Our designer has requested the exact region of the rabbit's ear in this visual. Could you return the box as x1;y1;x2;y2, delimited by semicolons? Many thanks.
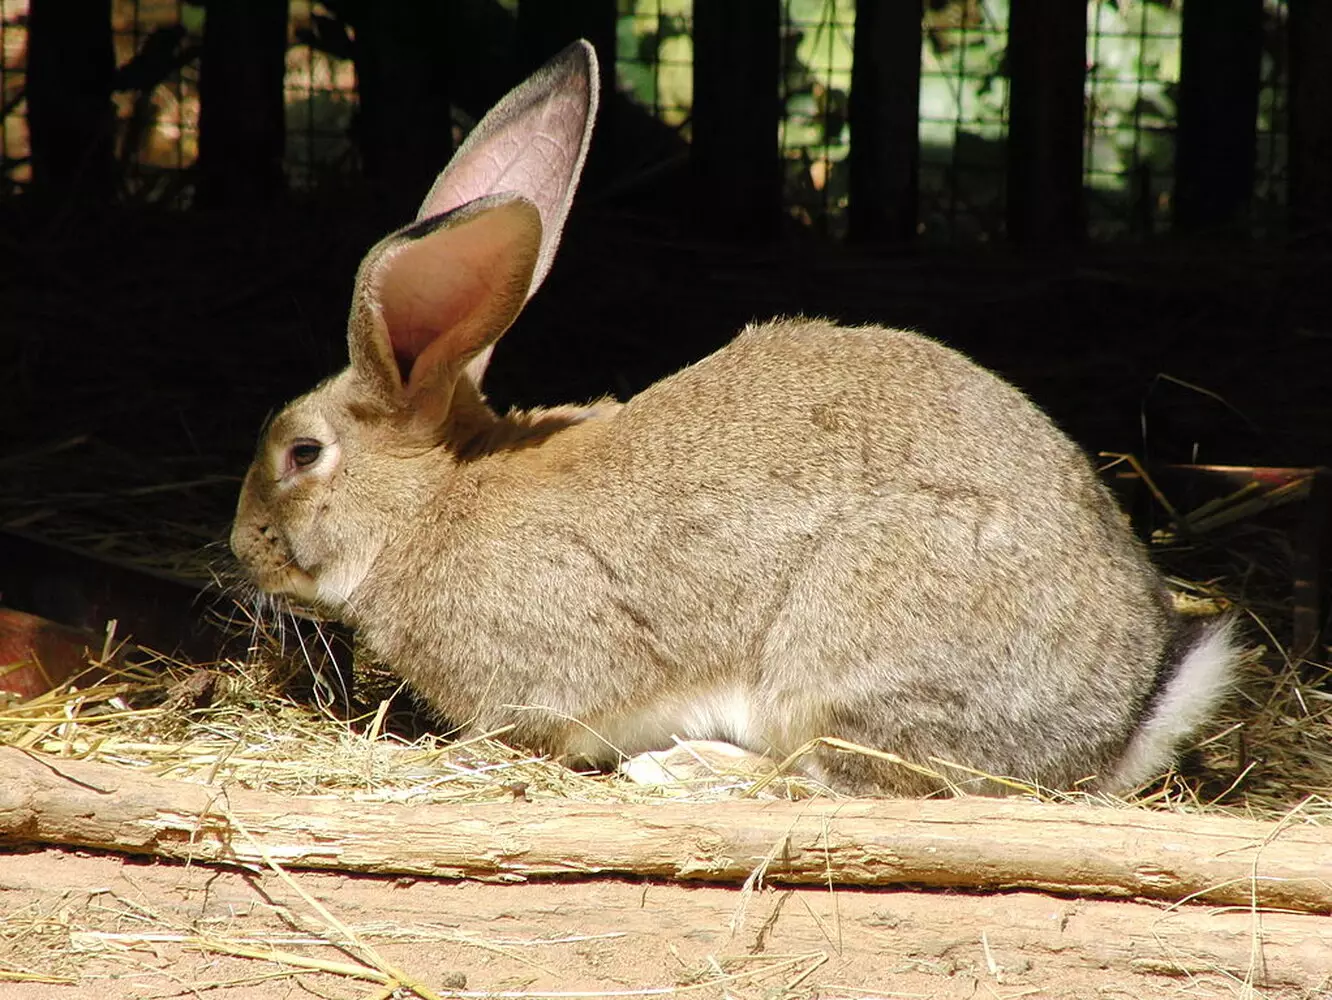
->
416;39;598;386
347;194;542;420
419;39;596;294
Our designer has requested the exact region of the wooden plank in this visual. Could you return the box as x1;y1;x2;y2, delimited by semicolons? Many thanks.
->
691;1;781;240
1005;0;1086;245
517;0;615;76
1174;0;1264;234
516;0;616;183
848;0;923;245
355;0;453;214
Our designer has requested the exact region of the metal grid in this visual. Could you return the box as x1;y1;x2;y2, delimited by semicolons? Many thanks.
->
0;0;28;194
918;0;1010;244
0;0;356;202
615;0;692;131
285;0;356;192
1084;0;1182;239
0;0;1297;242
1085;0;1290;240
780;0;854;238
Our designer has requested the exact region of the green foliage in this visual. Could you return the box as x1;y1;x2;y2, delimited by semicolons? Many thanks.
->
616;0;692;128
1085;0;1182;196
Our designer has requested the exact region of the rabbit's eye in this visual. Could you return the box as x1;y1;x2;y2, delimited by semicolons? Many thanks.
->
288;440;323;469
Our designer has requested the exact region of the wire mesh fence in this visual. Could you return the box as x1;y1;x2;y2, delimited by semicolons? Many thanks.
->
285;0;355;193
0;0;1294;242
0;0;31;195
918;0;1008;243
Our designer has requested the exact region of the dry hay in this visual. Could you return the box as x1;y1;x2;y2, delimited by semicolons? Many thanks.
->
2;442;1330;998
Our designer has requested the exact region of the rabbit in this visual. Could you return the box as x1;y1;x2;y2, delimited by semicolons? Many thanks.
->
231;40;1239;796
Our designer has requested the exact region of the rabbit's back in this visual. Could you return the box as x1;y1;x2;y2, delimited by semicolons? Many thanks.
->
608;319;1173;789
360;319;1180;793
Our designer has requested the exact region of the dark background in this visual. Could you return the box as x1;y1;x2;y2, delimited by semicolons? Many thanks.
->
2;0;1330;578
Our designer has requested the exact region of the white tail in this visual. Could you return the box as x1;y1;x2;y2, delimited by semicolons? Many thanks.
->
1106;618;1242;791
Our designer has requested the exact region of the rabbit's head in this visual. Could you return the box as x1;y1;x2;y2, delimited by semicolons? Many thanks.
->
231;42;599;612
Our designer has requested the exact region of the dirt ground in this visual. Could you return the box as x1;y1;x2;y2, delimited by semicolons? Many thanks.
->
2;844;1329;999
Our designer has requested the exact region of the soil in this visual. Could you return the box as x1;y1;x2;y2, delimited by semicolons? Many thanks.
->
2;845;1328;1000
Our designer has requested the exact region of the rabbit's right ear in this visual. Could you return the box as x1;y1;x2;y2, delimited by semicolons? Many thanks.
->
344;40;598;428
417;40;598;388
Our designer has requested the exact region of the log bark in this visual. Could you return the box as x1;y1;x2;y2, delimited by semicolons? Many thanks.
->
1289;0;1332;237
354;0;453;216
1;746;1329;914
1174;0;1264;235
25;0;116;203
196;0;290;208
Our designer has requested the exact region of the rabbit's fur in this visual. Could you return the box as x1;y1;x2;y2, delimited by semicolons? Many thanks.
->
232;41;1238;796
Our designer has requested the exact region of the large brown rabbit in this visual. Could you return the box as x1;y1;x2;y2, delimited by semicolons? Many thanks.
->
232;41;1238;796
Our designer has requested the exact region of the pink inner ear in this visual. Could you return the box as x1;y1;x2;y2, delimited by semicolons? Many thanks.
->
382;265;491;384
369;199;541;397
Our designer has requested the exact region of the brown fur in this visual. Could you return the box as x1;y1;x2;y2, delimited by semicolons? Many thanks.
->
231;42;1237;795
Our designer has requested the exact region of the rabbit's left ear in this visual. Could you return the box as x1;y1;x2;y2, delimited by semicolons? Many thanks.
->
348;195;541;416
416;40;599;385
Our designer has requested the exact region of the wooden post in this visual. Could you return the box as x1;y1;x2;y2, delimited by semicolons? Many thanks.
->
692;1;782;241
24;0;116;203
196;0;289;208
848;0;923;245
1173;0;1264;235
1005;0;1086;246
354;0;453;215
1288;0;1332;238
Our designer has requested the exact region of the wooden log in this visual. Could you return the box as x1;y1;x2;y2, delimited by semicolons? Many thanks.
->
354;0;454;214
2;747;1329;914
25;0;116;203
516;0;615;79
0;607;101;698
196;0;290;208
1289;0;1332;236
848;0;923;245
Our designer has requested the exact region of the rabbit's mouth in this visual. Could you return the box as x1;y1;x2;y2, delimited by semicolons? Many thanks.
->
230;524;321;605
234;550;319;605
251;555;365;617
257;563;321;605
